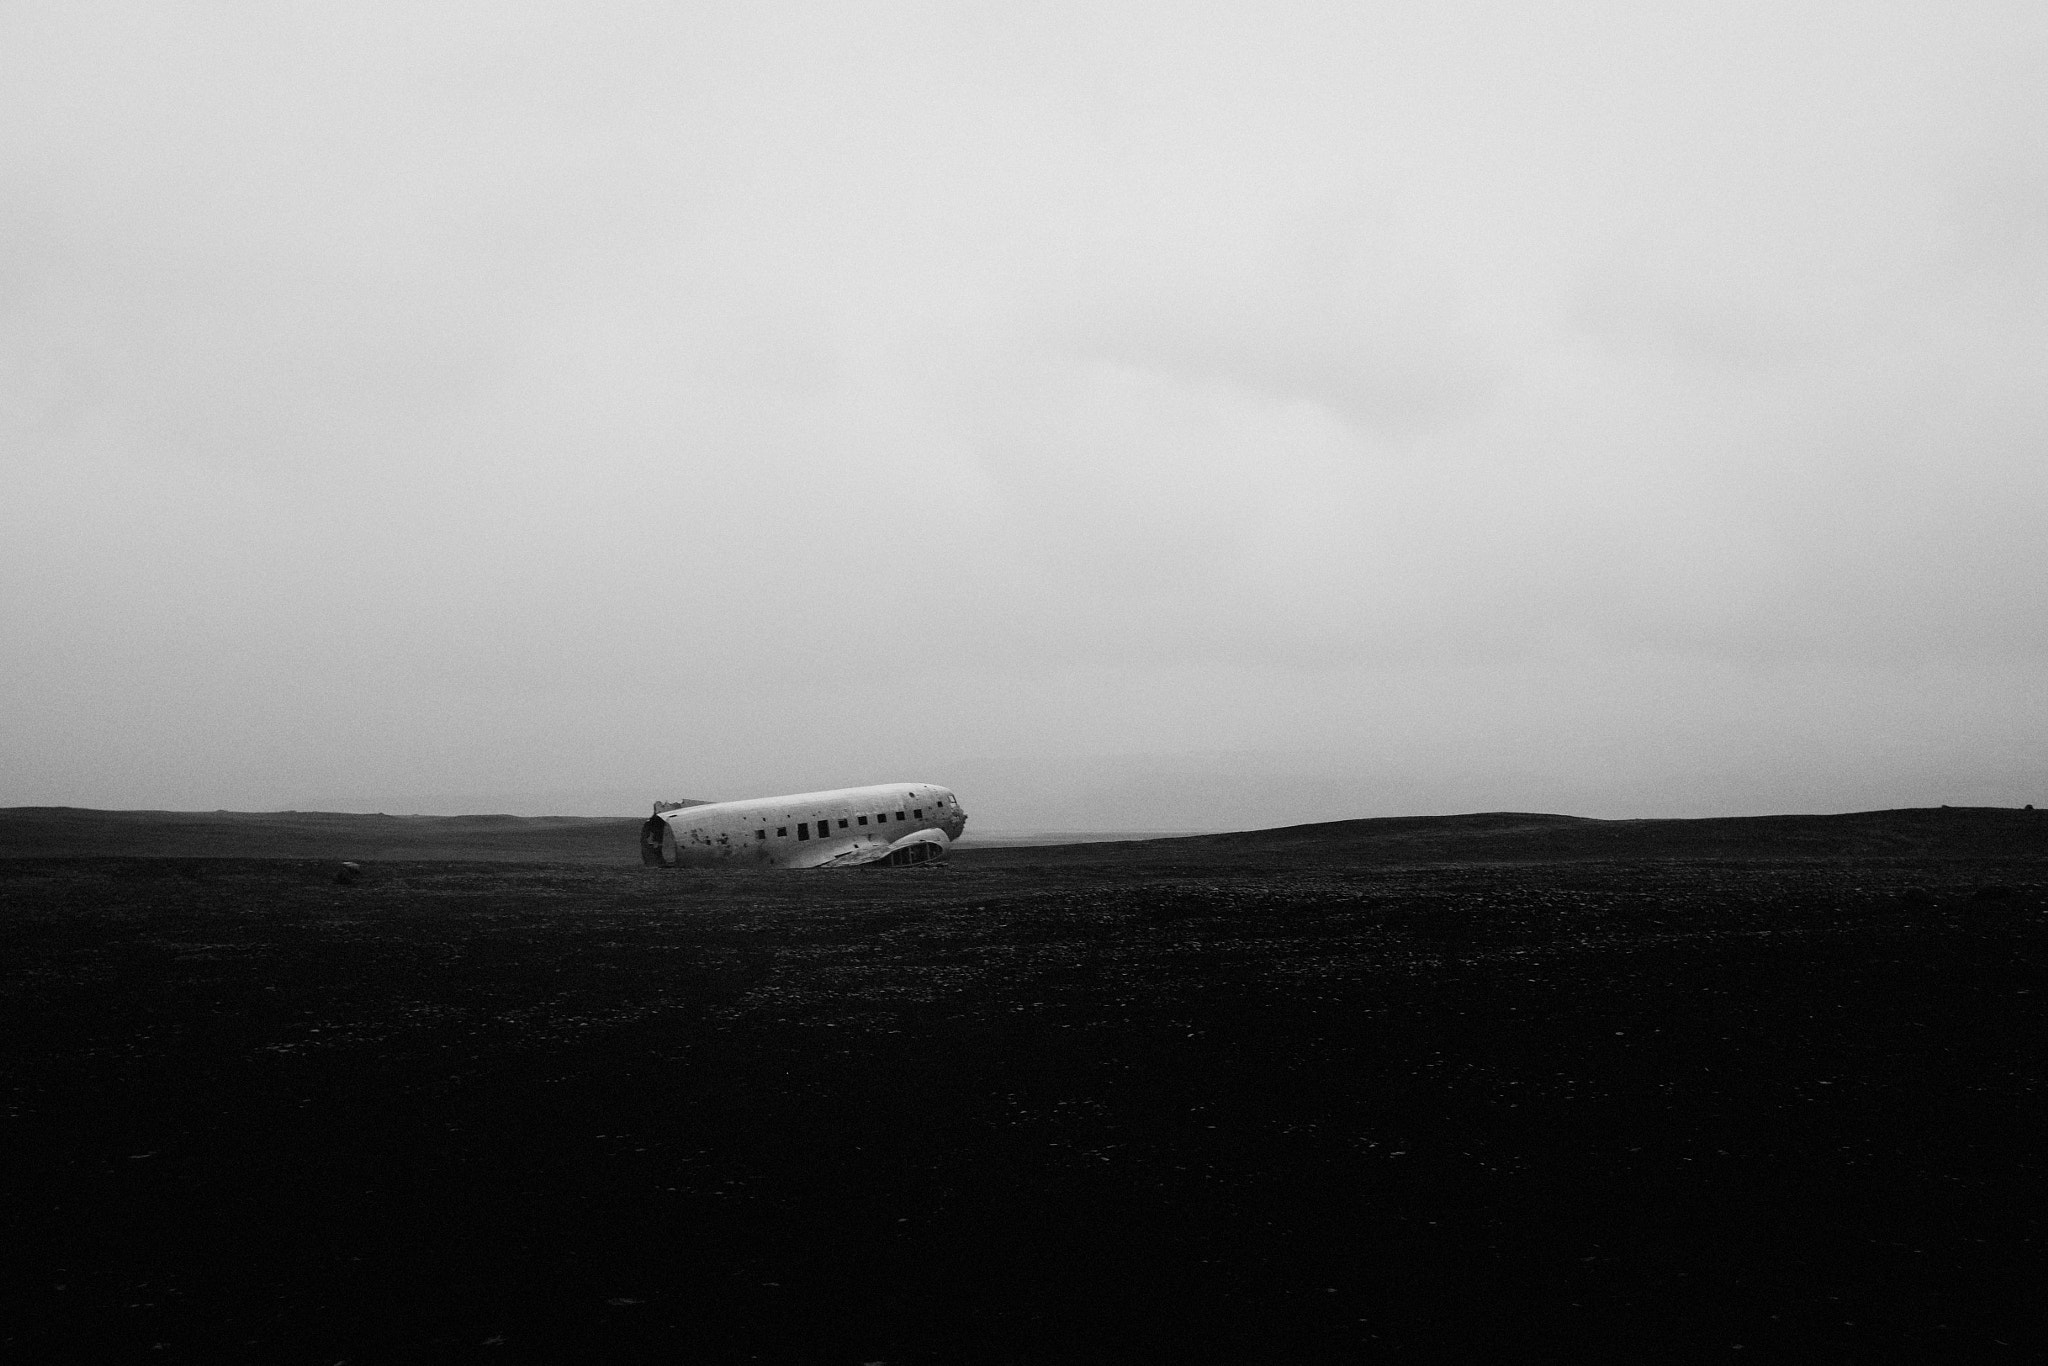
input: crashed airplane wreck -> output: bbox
[640,783,968,869]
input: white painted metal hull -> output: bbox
[655,782,967,869]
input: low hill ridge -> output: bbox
[1,804,2040,865]
[1006,806,2046,865]
[0,807,643,863]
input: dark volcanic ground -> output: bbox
[3,825,2046,1360]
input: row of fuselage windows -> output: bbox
[758,807,926,841]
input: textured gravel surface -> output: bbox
[3,853,2044,1361]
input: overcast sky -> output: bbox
[4,1,2044,830]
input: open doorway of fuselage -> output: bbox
[640,815,676,867]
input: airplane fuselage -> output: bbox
[656,782,967,869]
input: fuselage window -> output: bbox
[777,827,787,837]
[857,815,868,825]
[797,823,810,840]
[895,811,906,821]
[914,809,923,819]
[838,818,849,829]
[755,829,766,840]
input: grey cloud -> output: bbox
[3,2,2044,822]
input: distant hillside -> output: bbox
[2,804,2040,867]
[0,808,645,863]
[957,807,2048,867]
[954,830,1208,848]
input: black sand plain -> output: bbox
[3,806,2045,1361]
